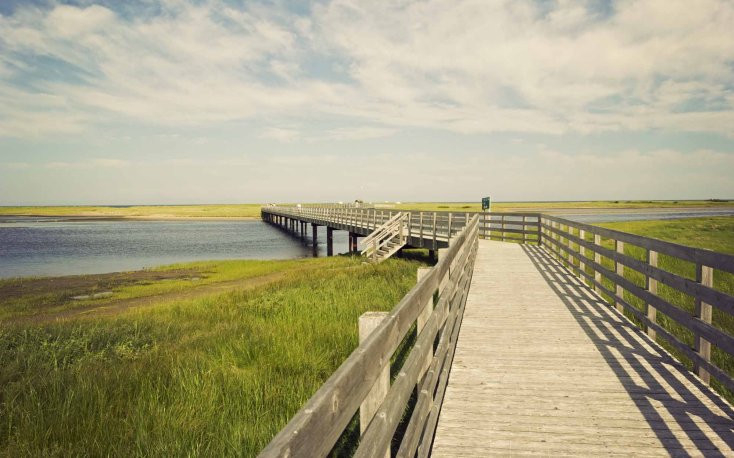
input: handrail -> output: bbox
[258,215,480,457]
[361,213,409,262]
[539,214,734,394]
[361,211,405,247]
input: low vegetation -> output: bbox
[0,258,319,323]
[2,200,732,220]
[392,199,734,213]
[0,256,422,456]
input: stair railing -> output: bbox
[361,212,408,261]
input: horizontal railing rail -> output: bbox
[539,214,734,394]
[258,215,480,457]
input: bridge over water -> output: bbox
[259,205,734,457]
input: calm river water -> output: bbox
[1,209,732,278]
[0,217,349,278]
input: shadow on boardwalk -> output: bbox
[522,243,734,455]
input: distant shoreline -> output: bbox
[0,215,260,222]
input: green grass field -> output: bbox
[2,200,732,219]
[392,200,734,213]
[0,256,422,456]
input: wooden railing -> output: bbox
[261,205,540,248]
[258,215,480,457]
[361,212,408,261]
[539,215,734,393]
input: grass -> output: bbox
[0,256,423,456]
[392,200,734,213]
[2,200,733,219]
[599,217,734,254]
[0,258,321,322]
[552,216,734,401]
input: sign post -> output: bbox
[481,196,491,212]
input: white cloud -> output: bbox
[42,158,130,169]
[260,127,300,143]
[309,0,734,135]
[0,0,732,137]
[3,147,731,204]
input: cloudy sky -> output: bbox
[1,0,733,205]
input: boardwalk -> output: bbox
[432,240,734,456]
[259,207,734,457]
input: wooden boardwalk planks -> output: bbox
[432,240,734,457]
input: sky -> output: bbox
[0,0,733,205]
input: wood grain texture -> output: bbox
[431,241,734,457]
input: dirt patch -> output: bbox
[0,269,203,303]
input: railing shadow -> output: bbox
[521,243,734,455]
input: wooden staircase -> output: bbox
[360,212,408,263]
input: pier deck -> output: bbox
[432,240,734,456]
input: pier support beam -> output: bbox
[327,227,334,256]
[349,232,359,253]
[311,223,319,257]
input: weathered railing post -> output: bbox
[419,212,424,244]
[406,213,412,243]
[615,240,625,313]
[695,264,714,384]
[537,216,542,246]
[359,312,391,454]
[399,216,405,245]
[447,213,453,244]
[579,229,586,278]
[594,234,602,295]
[416,267,434,381]
[646,250,658,340]
[566,224,574,268]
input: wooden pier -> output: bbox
[258,205,734,457]
[432,240,734,456]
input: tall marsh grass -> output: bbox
[0,257,420,456]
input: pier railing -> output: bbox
[259,204,734,455]
[258,215,479,457]
[540,215,734,393]
[261,205,540,247]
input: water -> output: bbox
[2,209,732,278]
[0,217,349,278]
[555,208,734,223]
